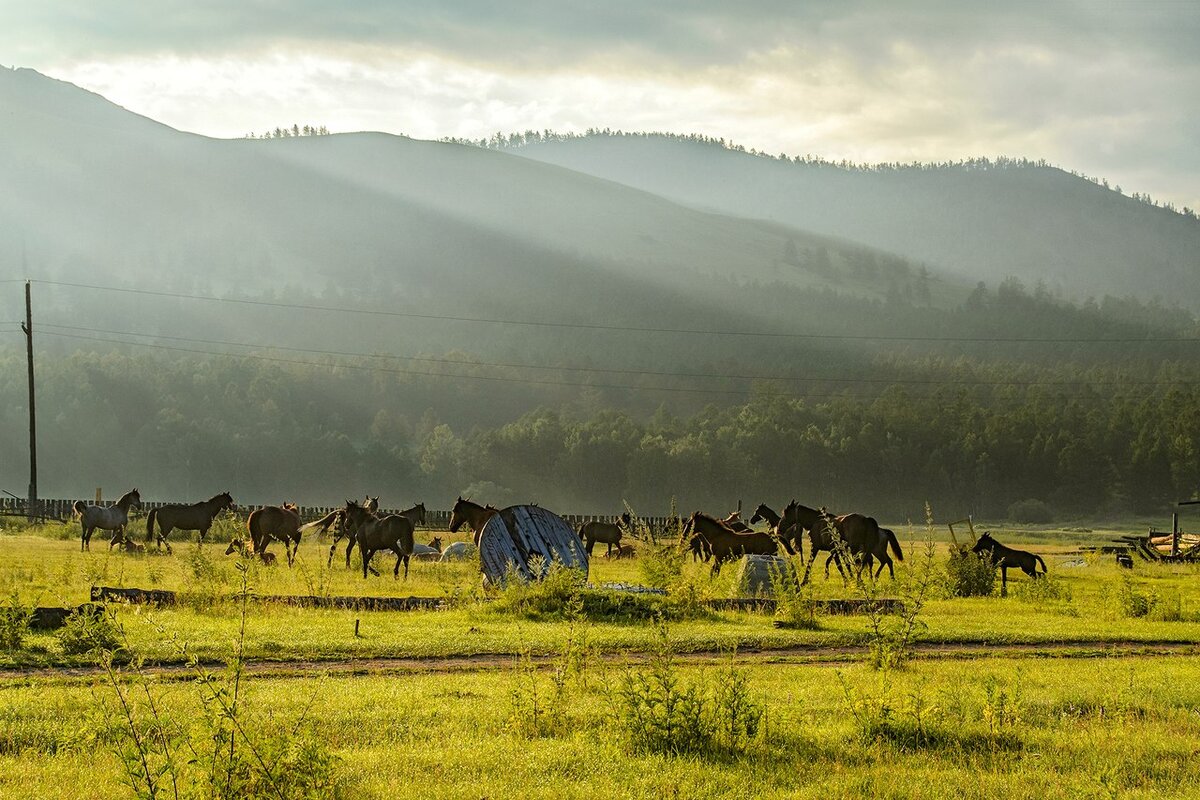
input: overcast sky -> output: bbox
[5,0,1198,210]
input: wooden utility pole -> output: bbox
[22,281,37,522]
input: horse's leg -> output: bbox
[586,538,594,556]
[361,548,372,578]
[345,537,356,569]
[161,525,174,554]
[606,541,614,557]
[392,546,403,579]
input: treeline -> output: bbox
[2,348,1197,521]
[444,128,1197,219]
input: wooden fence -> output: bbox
[0,497,678,536]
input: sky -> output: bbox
[3,0,1198,211]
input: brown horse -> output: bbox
[579,512,631,556]
[801,511,885,584]
[247,503,302,566]
[339,500,425,567]
[972,533,1046,589]
[776,500,825,557]
[684,512,778,576]
[863,527,905,579]
[342,499,415,579]
[145,491,235,552]
[449,497,499,546]
[75,489,140,551]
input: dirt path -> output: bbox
[4,639,1197,682]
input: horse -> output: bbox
[449,497,499,546]
[145,491,235,552]
[972,532,1046,589]
[341,499,415,579]
[720,511,754,533]
[748,503,781,530]
[412,536,444,562]
[608,543,636,559]
[776,500,825,557]
[247,503,302,566]
[339,501,425,566]
[313,495,381,567]
[862,527,905,579]
[801,511,885,584]
[579,512,631,556]
[225,538,278,566]
[75,489,140,551]
[683,512,778,576]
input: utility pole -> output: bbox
[22,281,37,522]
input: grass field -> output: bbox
[2,516,1200,798]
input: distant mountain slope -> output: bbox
[509,133,1200,309]
[0,67,946,317]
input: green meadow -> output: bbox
[2,517,1199,798]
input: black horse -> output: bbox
[972,532,1047,589]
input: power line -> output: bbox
[29,279,1198,345]
[36,329,1193,404]
[36,322,1200,388]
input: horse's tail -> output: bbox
[145,508,158,542]
[247,510,261,552]
[72,500,86,518]
[1035,554,1048,575]
[886,529,904,561]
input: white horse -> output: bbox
[75,488,141,551]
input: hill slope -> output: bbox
[509,133,1200,308]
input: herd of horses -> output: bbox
[70,490,1046,585]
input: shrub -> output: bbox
[1007,499,1054,524]
[770,556,820,630]
[945,545,996,598]
[0,592,33,652]
[616,623,762,757]
[1113,574,1157,618]
[1014,572,1072,605]
[638,541,684,590]
[56,605,122,656]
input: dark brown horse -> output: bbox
[801,510,888,585]
[75,489,140,551]
[972,533,1046,588]
[145,491,235,552]
[247,503,302,566]
[339,501,425,567]
[776,500,825,557]
[684,512,778,576]
[342,499,415,579]
[863,527,905,579]
[579,512,631,556]
[449,497,499,546]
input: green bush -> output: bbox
[1114,574,1157,618]
[56,605,122,656]
[945,545,996,597]
[616,626,762,757]
[1007,499,1054,524]
[0,592,33,651]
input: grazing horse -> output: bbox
[225,538,277,566]
[75,489,140,551]
[449,497,499,546]
[342,499,415,579]
[145,491,235,552]
[579,512,631,556]
[684,512,778,576]
[247,503,303,566]
[972,533,1046,589]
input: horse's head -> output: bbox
[972,532,994,553]
[364,495,379,512]
[224,539,243,556]
[449,497,471,533]
[218,491,235,511]
[282,502,298,512]
[414,502,427,524]
[620,512,632,527]
[749,504,769,524]
[428,536,443,552]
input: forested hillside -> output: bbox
[503,131,1200,309]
